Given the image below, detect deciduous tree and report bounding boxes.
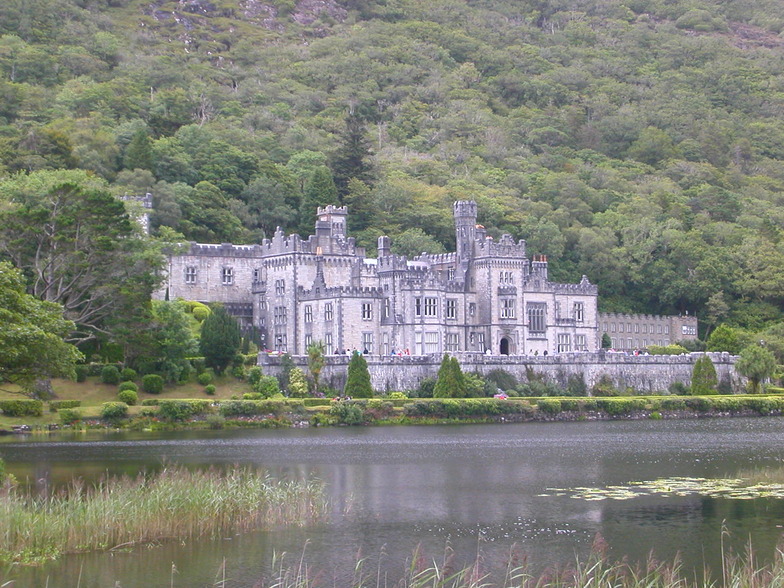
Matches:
[199,305,241,374]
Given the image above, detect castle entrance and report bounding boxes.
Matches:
[500,337,510,355]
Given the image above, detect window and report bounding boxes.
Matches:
[362,332,374,353]
[304,305,313,323]
[362,302,373,320]
[446,333,459,351]
[657,325,663,334]
[682,325,697,336]
[528,303,546,334]
[384,298,390,318]
[603,322,608,332]
[425,331,439,354]
[273,306,287,325]
[415,298,422,317]
[627,323,632,332]
[275,279,285,295]
[500,298,515,319]
[324,334,333,355]
[575,334,587,351]
[611,323,616,332]
[447,267,455,281]
[469,303,476,317]
[557,334,571,353]
[185,266,197,285]
[554,301,560,318]
[305,335,313,348]
[221,267,234,285]
[274,333,287,352]
[252,268,260,282]
[446,299,457,319]
[325,303,333,321]
[415,331,423,354]
[424,297,438,317]
[634,323,639,333]
[499,271,513,284]
[665,325,670,335]
[574,302,584,322]
[619,323,624,333]
[476,332,485,351]
[643,324,648,334]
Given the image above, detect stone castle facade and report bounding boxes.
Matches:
[157,200,696,358]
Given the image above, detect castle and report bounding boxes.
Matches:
[158,201,696,358]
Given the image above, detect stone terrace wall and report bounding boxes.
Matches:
[258,352,740,394]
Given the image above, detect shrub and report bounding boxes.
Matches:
[58,408,81,425]
[118,389,138,406]
[537,398,562,415]
[231,365,245,380]
[246,367,262,387]
[219,400,288,417]
[142,374,164,394]
[101,402,128,420]
[205,384,216,395]
[596,398,645,416]
[141,399,160,406]
[118,381,138,393]
[0,399,44,417]
[75,365,89,383]
[669,381,689,395]
[691,355,718,395]
[101,365,121,385]
[120,368,137,382]
[388,391,408,399]
[648,344,689,356]
[191,357,206,374]
[591,375,619,397]
[330,402,365,425]
[252,375,280,398]
[197,372,213,386]
[158,399,211,422]
[206,414,225,429]
[49,400,81,412]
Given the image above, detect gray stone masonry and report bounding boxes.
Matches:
[259,351,740,395]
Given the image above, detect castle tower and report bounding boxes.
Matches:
[453,200,478,267]
[315,205,348,239]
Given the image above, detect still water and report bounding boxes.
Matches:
[3,418,784,587]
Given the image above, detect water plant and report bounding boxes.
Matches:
[0,465,326,565]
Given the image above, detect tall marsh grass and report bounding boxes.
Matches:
[263,541,784,588]
[0,465,326,565]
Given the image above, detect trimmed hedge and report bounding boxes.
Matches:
[0,399,44,417]
[49,400,82,412]
[218,400,300,417]
[158,399,212,421]
[101,402,128,420]
[402,398,533,418]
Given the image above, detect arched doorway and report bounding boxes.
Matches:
[500,337,510,355]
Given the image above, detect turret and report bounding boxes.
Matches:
[531,255,548,280]
[453,200,477,265]
[315,205,348,239]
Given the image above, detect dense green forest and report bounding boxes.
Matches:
[1,0,784,338]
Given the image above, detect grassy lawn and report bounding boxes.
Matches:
[0,375,255,428]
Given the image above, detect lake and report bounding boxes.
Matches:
[2,417,784,587]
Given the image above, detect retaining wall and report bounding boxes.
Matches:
[258,351,740,394]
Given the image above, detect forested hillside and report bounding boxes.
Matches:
[1,0,784,334]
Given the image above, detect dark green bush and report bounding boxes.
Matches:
[58,408,81,425]
[197,372,213,386]
[596,398,645,416]
[191,357,206,374]
[330,402,365,425]
[101,365,121,385]
[49,400,81,412]
[231,365,245,379]
[660,397,686,411]
[205,384,216,395]
[684,396,712,412]
[591,375,619,397]
[142,374,164,394]
[101,402,128,420]
[118,381,138,393]
[120,368,137,382]
[536,398,562,415]
[158,399,211,421]
[669,381,689,395]
[141,399,160,406]
[118,389,138,406]
[302,398,332,407]
[218,400,288,417]
[0,399,44,417]
[75,365,89,383]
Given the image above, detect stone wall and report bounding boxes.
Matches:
[258,351,740,394]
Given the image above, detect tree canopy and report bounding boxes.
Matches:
[1,0,784,336]
[0,261,82,392]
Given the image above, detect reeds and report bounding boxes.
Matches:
[261,541,784,588]
[0,465,326,565]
